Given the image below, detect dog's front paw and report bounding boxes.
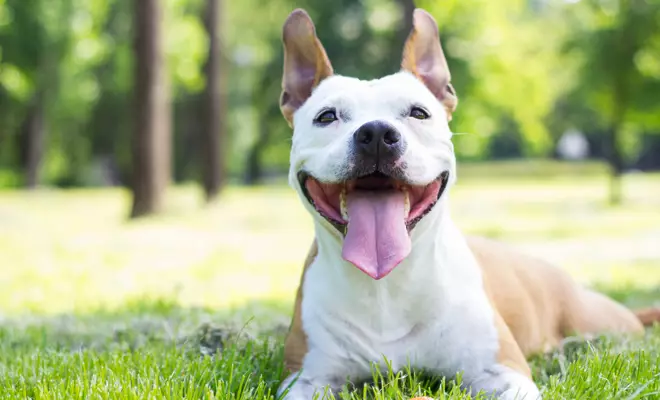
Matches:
[466,364,541,400]
[278,373,338,400]
[499,386,542,400]
[281,388,336,400]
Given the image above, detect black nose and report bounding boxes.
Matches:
[353,121,403,159]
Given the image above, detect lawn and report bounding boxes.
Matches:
[0,160,659,399]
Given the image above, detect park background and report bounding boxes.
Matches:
[0,0,659,398]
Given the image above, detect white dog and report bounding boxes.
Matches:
[275,8,658,400]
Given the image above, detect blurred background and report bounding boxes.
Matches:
[0,0,659,315]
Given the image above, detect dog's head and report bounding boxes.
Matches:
[281,9,458,280]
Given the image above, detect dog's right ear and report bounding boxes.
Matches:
[280,9,334,127]
[401,9,458,120]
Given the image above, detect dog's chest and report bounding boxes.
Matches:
[301,252,500,378]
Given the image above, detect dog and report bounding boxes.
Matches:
[275,8,660,400]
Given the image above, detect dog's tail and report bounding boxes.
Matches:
[635,307,660,327]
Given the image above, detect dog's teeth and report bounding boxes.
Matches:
[340,188,348,221]
[403,188,410,219]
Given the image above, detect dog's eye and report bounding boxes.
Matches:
[409,107,430,120]
[314,109,338,125]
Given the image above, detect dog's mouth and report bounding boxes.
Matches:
[298,170,449,280]
[298,171,450,230]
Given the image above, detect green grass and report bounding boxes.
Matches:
[0,160,659,399]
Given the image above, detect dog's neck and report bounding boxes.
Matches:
[306,192,478,340]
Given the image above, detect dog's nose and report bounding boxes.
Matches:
[353,121,403,159]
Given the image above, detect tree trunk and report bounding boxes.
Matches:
[606,5,631,207]
[200,0,227,202]
[21,92,45,189]
[605,126,623,205]
[130,0,171,218]
[244,112,269,185]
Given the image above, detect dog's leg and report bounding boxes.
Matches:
[278,347,366,400]
[463,311,541,400]
[561,287,644,336]
[465,364,541,400]
[278,372,340,400]
[277,363,358,400]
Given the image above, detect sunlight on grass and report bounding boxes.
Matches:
[0,161,659,315]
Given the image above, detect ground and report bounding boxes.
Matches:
[0,160,659,399]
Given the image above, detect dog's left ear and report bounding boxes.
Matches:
[280,9,334,126]
[401,9,458,120]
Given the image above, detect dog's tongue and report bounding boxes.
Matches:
[341,191,411,280]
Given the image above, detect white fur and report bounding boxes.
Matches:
[280,72,541,400]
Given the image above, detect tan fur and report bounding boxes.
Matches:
[283,241,317,373]
[283,237,653,378]
[635,308,660,326]
[400,10,458,120]
[280,10,333,126]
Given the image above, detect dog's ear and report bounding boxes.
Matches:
[280,9,334,126]
[401,9,457,120]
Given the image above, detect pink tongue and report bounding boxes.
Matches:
[341,191,411,280]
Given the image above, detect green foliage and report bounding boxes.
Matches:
[165,0,206,93]
[557,0,660,157]
[418,0,564,158]
[1,0,660,186]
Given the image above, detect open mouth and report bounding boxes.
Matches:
[297,170,449,280]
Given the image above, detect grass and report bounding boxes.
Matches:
[0,160,659,399]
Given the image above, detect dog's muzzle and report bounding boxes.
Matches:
[297,168,449,281]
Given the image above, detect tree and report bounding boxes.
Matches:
[417,0,568,160]
[561,0,660,204]
[19,90,45,188]
[200,0,227,201]
[130,0,171,218]
[0,0,47,189]
[0,0,72,188]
